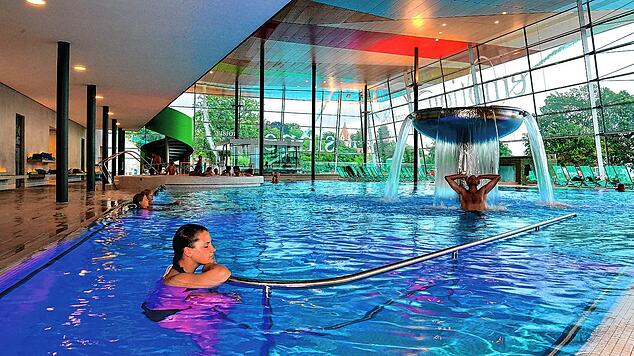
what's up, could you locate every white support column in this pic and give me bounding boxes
[468,45,481,105]
[577,0,606,178]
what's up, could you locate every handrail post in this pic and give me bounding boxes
[262,285,272,330]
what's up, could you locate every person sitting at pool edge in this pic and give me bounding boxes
[616,183,626,192]
[233,165,241,177]
[203,166,214,176]
[221,166,232,176]
[445,173,501,212]
[166,161,177,175]
[163,224,231,288]
[151,152,162,175]
[190,155,203,176]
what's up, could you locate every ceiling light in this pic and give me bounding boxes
[95,95,104,100]
[108,112,114,116]
[73,65,86,72]
[502,11,507,15]
[438,31,443,34]
[115,122,121,126]
[435,38,439,42]
[442,23,447,27]
[494,20,500,24]
[412,15,424,28]
[305,80,309,83]
[26,0,46,5]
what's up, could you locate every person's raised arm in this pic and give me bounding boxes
[478,174,501,193]
[445,174,467,193]
[165,264,231,289]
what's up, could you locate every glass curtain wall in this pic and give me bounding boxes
[367,0,634,173]
[168,83,364,174]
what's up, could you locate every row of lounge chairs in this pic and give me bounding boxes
[537,165,634,187]
[336,165,435,182]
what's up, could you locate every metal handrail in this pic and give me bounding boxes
[97,150,157,187]
[228,213,577,289]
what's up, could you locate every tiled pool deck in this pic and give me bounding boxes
[0,184,128,274]
[578,286,634,355]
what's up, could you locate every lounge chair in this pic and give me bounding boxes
[359,166,378,181]
[565,165,584,187]
[354,165,371,181]
[605,165,620,186]
[403,167,413,181]
[551,165,570,186]
[578,165,603,186]
[527,170,537,184]
[614,165,634,187]
[417,168,427,181]
[367,166,386,181]
[347,165,361,180]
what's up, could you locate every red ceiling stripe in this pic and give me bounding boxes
[256,21,470,59]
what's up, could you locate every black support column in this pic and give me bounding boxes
[111,119,117,179]
[311,63,316,181]
[259,39,265,175]
[413,47,419,185]
[363,84,368,164]
[118,128,125,175]
[86,85,96,192]
[101,106,109,189]
[56,41,70,203]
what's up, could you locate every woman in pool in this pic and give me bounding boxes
[143,224,237,353]
[163,224,231,288]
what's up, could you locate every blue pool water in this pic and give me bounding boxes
[0,182,633,355]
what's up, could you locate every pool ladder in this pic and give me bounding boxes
[97,150,158,189]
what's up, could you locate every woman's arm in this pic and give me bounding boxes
[164,264,231,288]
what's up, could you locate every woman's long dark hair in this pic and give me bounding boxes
[172,224,208,273]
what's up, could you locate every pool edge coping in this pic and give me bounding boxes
[0,199,130,297]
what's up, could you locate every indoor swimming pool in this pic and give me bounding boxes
[0,182,632,355]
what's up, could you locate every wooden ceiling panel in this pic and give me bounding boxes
[197,0,609,94]
[312,0,575,19]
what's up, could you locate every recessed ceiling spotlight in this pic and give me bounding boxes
[305,80,309,83]
[438,31,443,34]
[435,38,439,42]
[442,23,447,27]
[26,0,46,5]
[115,122,121,126]
[73,65,87,72]
[210,71,214,74]
[412,15,424,28]
[95,95,104,100]
[494,20,500,24]
[108,112,114,116]
[502,11,507,15]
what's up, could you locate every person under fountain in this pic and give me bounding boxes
[445,173,501,212]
